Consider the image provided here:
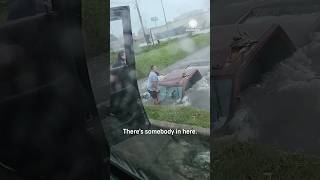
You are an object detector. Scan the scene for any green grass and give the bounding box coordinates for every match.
[212,138,320,180]
[144,105,210,128]
[110,39,176,65]
[135,33,210,79]
[109,33,209,74]
[134,37,185,55]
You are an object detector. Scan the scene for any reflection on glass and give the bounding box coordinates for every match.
[110,20,125,69]
[102,5,210,180]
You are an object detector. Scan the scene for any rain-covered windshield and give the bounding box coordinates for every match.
[104,2,210,179]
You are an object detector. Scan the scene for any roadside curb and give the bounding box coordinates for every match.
[149,119,210,137]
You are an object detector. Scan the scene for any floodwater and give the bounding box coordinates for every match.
[138,46,210,111]
[139,65,210,111]
[230,33,320,154]
[182,66,210,111]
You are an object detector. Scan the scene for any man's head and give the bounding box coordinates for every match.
[118,51,126,61]
[151,65,157,71]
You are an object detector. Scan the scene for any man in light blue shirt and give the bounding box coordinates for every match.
[147,65,160,104]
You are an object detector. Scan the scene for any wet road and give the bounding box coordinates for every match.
[161,46,210,74]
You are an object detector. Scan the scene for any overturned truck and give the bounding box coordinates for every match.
[212,24,296,128]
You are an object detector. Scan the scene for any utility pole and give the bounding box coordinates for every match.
[135,0,149,45]
[160,0,169,30]
[149,29,155,45]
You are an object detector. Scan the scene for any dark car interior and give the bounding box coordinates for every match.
[0,0,151,179]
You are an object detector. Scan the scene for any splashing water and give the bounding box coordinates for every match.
[139,69,210,111]
[179,38,196,53]
[185,71,210,111]
[194,72,210,91]
[177,96,191,107]
[231,33,320,154]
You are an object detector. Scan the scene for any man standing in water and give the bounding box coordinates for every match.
[147,65,160,105]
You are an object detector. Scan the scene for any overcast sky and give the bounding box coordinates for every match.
[110,0,210,36]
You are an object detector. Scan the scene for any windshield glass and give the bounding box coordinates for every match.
[110,20,125,68]
[103,2,210,179]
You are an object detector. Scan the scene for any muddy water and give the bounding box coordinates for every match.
[182,66,210,111]
[231,33,320,154]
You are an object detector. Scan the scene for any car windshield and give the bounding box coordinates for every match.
[97,3,211,179]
